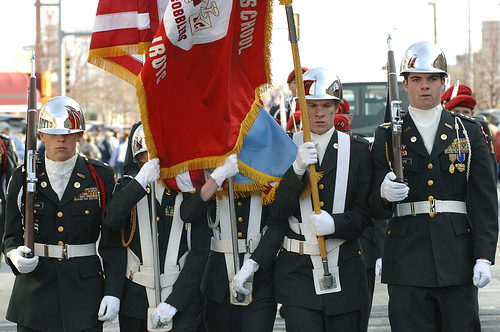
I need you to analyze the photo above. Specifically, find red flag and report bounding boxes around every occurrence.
[88,0,169,85]
[136,0,273,179]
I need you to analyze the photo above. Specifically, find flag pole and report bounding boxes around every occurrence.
[281,0,333,289]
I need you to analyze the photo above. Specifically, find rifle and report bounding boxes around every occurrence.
[387,35,405,183]
[24,51,38,257]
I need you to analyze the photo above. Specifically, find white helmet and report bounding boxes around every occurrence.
[400,41,447,77]
[38,96,86,135]
[303,67,343,101]
[131,124,148,163]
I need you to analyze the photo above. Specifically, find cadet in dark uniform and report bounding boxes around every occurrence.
[258,67,373,332]
[103,124,209,331]
[0,131,18,248]
[2,96,125,332]
[333,101,385,332]
[370,41,498,332]
[180,153,279,332]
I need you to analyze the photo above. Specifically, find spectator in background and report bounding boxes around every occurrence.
[269,67,309,124]
[0,122,24,164]
[110,131,129,179]
[81,133,102,160]
[95,128,114,165]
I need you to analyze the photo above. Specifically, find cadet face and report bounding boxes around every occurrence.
[289,78,298,98]
[451,106,474,118]
[40,132,83,162]
[307,99,339,135]
[403,73,445,110]
[137,151,149,164]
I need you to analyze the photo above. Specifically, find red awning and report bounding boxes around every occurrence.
[0,72,41,105]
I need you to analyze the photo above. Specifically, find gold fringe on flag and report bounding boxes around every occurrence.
[88,43,150,86]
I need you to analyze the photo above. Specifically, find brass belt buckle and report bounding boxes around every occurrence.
[298,241,304,255]
[410,202,416,216]
[429,198,436,217]
[44,244,50,258]
[246,239,251,254]
[129,270,134,281]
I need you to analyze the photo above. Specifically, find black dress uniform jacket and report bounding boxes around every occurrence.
[2,155,125,332]
[263,131,373,316]
[370,109,499,287]
[0,133,18,245]
[181,190,278,332]
[103,177,209,322]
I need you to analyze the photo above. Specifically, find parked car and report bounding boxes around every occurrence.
[343,81,409,142]
[475,109,500,126]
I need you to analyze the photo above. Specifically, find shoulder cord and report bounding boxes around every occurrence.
[207,198,220,229]
[88,163,106,215]
[17,185,23,216]
[121,205,137,247]
[0,138,6,172]
[454,116,471,182]
[187,223,192,252]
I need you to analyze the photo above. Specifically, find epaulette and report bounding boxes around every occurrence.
[351,134,370,146]
[451,111,478,124]
[83,156,110,168]
[379,122,391,129]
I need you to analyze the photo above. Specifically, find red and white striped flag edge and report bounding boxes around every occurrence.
[88,0,169,85]
[136,0,273,184]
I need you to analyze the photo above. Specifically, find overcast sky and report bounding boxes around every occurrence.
[1,0,499,84]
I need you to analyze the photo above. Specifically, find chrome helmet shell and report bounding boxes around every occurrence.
[38,96,86,135]
[400,41,447,76]
[302,67,343,101]
[132,124,148,163]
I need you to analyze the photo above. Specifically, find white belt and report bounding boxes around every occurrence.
[395,200,467,217]
[282,236,344,256]
[34,243,96,259]
[210,237,260,254]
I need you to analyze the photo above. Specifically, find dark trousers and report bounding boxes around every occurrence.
[204,294,276,332]
[361,268,375,332]
[282,305,362,332]
[18,326,102,332]
[388,283,480,332]
[119,312,199,332]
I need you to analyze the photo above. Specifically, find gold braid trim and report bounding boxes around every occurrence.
[121,205,137,247]
[385,141,393,172]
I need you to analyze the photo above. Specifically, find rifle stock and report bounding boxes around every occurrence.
[24,51,38,256]
[387,35,405,183]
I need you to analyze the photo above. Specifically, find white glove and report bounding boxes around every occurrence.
[380,172,409,202]
[231,258,259,298]
[135,158,160,189]
[210,154,239,187]
[152,303,178,328]
[473,259,491,288]
[310,210,335,236]
[98,295,120,322]
[6,246,39,274]
[293,142,318,175]
[375,258,382,277]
